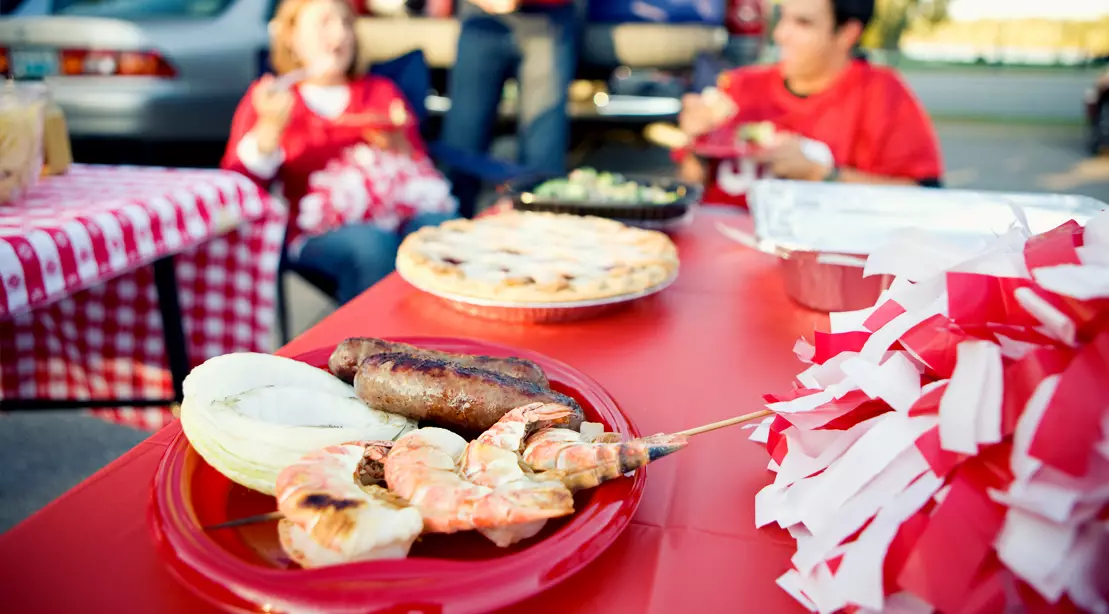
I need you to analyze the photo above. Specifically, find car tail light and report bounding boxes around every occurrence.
[726,0,766,36]
[59,49,177,78]
[0,47,9,77]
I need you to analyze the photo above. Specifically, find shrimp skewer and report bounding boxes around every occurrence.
[275,441,424,568]
[461,403,575,546]
[523,428,688,492]
[385,427,574,538]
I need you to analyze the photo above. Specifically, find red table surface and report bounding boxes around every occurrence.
[0,208,827,614]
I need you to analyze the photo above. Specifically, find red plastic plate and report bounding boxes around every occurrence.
[692,127,763,160]
[149,336,645,614]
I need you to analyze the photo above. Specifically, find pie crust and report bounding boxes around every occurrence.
[396,211,680,303]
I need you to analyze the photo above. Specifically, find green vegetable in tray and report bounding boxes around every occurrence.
[530,167,682,206]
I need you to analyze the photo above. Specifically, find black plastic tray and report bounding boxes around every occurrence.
[500,173,702,221]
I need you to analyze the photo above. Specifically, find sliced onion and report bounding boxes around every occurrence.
[179,353,417,495]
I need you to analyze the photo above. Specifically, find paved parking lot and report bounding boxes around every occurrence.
[2,119,1107,534]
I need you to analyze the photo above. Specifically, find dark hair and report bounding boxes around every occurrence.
[832,0,874,30]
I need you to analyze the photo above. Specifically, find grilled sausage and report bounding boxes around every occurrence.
[329,337,549,388]
[354,353,583,433]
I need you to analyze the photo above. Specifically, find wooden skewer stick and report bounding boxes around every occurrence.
[671,409,774,438]
[205,511,284,531]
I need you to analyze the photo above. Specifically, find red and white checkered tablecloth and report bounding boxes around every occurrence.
[0,164,287,431]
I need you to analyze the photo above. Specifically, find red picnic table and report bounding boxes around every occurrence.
[0,208,825,614]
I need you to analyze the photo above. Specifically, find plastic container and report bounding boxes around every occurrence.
[42,95,73,176]
[0,81,48,204]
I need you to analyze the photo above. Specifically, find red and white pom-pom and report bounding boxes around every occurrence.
[755,210,1109,614]
[292,144,457,251]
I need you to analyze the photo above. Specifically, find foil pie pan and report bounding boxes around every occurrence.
[728,181,1108,313]
[777,250,892,313]
[400,272,679,324]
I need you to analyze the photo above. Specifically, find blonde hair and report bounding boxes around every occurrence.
[268,0,360,78]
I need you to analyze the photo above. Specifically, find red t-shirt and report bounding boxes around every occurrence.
[220,75,427,241]
[697,60,943,208]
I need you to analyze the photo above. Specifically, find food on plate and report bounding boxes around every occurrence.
[179,340,704,570]
[395,211,680,303]
[355,440,393,486]
[736,121,776,147]
[265,400,703,565]
[460,403,577,546]
[522,428,688,491]
[179,352,417,494]
[701,86,739,125]
[353,352,585,433]
[530,167,682,205]
[328,337,549,388]
[384,426,575,537]
[275,441,424,567]
[182,351,358,405]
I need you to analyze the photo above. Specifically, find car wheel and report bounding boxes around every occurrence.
[1092,97,1109,156]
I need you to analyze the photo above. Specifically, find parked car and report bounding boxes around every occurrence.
[0,0,767,143]
[0,0,271,141]
[1086,65,1109,156]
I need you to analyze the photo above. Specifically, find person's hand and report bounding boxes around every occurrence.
[365,128,414,158]
[678,93,718,139]
[753,133,830,181]
[471,0,519,14]
[677,155,706,184]
[251,74,295,154]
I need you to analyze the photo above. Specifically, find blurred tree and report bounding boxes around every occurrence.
[861,0,951,51]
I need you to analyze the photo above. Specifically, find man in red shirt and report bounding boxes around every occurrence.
[676,0,943,207]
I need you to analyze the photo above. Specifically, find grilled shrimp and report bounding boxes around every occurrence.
[275,441,424,568]
[385,427,575,537]
[522,428,689,491]
[461,403,575,546]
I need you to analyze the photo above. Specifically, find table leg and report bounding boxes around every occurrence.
[0,256,191,412]
[152,256,190,403]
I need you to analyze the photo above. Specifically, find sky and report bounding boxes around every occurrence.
[947,0,1109,21]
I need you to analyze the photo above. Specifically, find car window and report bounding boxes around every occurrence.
[51,0,234,17]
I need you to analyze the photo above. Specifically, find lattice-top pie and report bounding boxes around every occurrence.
[396,211,680,303]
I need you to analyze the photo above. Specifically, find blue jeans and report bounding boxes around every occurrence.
[440,5,579,216]
[290,211,456,305]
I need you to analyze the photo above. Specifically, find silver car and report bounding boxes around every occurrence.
[0,0,271,141]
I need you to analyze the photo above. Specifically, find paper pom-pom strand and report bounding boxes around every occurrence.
[752,211,1109,614]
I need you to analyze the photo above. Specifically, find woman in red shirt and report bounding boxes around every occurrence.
[221,0,456,304]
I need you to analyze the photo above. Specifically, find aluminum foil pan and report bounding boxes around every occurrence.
[733,181,1109,313]
[399,271,679,324]
[748,180,1109,256]
[777,251,892,312]
[716,221,886,312]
